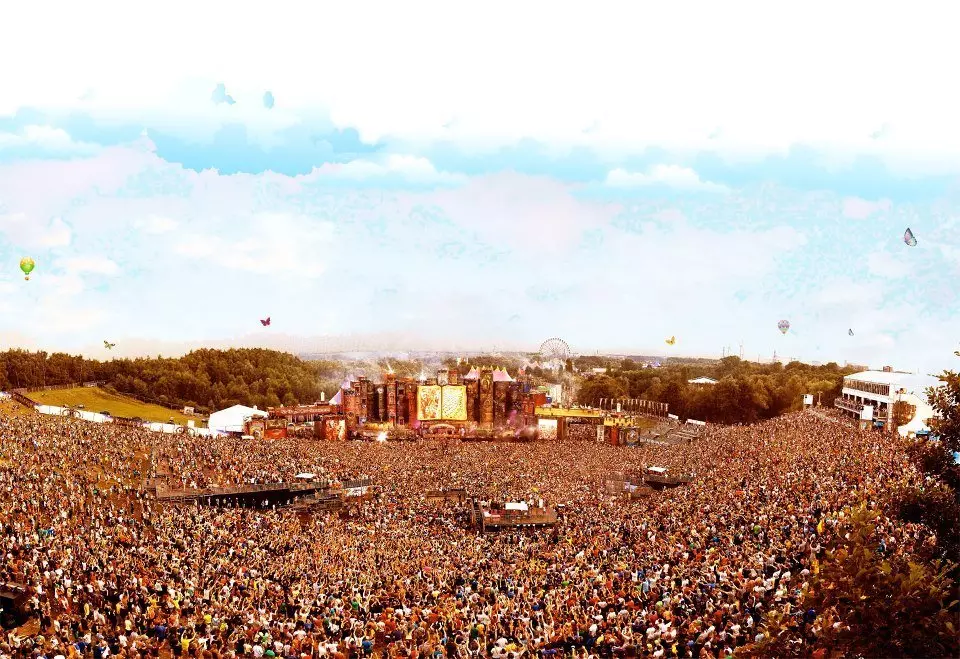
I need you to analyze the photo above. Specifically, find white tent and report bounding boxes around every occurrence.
[208,404,268,433]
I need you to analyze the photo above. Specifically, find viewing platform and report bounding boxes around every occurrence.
[470,499,558,531]
[154,478,372,508]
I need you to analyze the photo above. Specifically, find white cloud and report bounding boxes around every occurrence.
[174,213,334,279]
[316,154,464,184]
[60,256,120,276]
[4,3,958,173]
[134,215,179,234]
[0,125,99,154]
[842,196,891,219]
[0,214,71,249]
[866,250,910,279]
[606,165,728,193]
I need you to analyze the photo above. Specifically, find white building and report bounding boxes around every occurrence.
[207,404,268,434]
[687,377,718,386]
[834,367,942,436]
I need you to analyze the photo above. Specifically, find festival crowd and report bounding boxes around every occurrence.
[0,403,936,658]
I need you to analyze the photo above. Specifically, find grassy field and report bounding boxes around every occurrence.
[28,387,205,426]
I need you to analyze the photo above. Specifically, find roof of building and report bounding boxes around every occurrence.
[688,377,718,385]
[464,368,479,380]
[844,370,942,395]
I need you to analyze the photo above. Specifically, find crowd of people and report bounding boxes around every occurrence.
[0,400,937,658]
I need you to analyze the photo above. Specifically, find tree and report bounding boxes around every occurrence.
[927,366,960,457]
[892,399,918,428]
[893,359,960,563]
[739,505,959,659]
[575,375,626,406]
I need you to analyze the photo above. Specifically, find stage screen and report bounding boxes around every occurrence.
[441,385,468,421]
[417,385,443,421]
[538,418,558,440]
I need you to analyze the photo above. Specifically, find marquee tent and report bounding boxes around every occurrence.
[208,404,267,433]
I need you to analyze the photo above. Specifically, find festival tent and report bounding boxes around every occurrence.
[492,368,514,382]
[463,368,479,380]
[329,389,342,405]
[208,404,267,433]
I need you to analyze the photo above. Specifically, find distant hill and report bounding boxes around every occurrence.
[29,386,203,426]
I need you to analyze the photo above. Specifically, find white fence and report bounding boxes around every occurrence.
[8,396,224,437]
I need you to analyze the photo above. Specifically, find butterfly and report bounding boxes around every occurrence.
[665,336,676,346]
[260,317,271,327]
[103,341,116,349]
[848,329,854,336]
[903,228,917,247]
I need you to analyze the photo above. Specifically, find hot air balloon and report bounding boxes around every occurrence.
[903,228,917,246]
[777,320,790,335]
[19,257,35,280]
[665,336,676,346]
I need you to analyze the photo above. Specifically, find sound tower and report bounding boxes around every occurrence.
[343,388,360,431]
[493,381,508,426]
[385,377,397,424]
[377,386,386,423]
[393,379,405,424]
[465,379,479,422]
[508,381,522,417]
[479,369,494,428]
[407,385,417,426]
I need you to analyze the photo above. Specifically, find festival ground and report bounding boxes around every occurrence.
[0,403,952,657]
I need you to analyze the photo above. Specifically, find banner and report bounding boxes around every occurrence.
[440,385,468,421]
[417,385,443,421]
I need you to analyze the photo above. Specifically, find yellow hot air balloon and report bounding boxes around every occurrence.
[20,257,35,280]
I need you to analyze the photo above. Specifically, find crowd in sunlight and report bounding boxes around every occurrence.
[0,404,935,658]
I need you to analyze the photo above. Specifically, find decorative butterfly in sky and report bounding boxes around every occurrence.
[848,329,854,336]
[103,341,116,350]
[903,228,917,247]
[260,317,271,327]
[665,336,676,346]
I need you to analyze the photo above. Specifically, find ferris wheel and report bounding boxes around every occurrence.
[539,337,572,362]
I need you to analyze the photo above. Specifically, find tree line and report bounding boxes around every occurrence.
[0,348,344,414]
[575,356,859,423]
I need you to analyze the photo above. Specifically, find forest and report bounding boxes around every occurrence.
[0,348,859,423]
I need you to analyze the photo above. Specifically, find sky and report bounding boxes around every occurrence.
[1,0,959,374]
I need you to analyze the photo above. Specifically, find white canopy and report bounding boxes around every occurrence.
[295,473,316,480]
[208,404,268,433]
[647,466,668,474]
[504,501,529,511]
